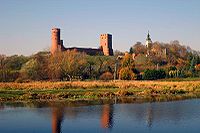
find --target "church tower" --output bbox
[145,31,152,49]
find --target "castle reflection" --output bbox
[50,104,114,133]
[52,107,64,133]
[1,100,200,132]
[49,101,186,132]
[11,99,191,132]
[101,104,114,129]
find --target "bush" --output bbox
[119,67,136,80]
[0,69,19,82]
[143,69,166,80]
[99,72,113,80]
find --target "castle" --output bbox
[50,28,113,56]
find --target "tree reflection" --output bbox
[52,107,64,133]
[100,104,114,129]
[146,103,153,128]
[0,105,4,110]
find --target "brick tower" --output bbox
[51,28,61,54]
[100,34,113,56]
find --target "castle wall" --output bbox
[50,28,113,56]
[64,47,103,55]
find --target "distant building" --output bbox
[145,31,167,57]
[50,28,113,56]
[146,31,153,56]
[145,31,153,49]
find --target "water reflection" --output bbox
[101,104,114,129]
[1,100,200,133]
[146,103,153,128]
[52,107,64,133]
[0,105,4,110]
[50,104,114,133]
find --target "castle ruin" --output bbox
[51,28,113,56]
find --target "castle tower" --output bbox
[100,34,113,56]
[51,28,61,55]
[145,31,152,49]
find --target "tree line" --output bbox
[1,40,200,82]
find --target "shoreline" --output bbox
[1,97,200,108]
[1,80,200,103]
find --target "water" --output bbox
[1,99,200,133]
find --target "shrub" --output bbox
[143,69,166,80]
[119,67,136,80]
[0,69,19,82]
[99,72,113,80]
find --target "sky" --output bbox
[0,0,200,56]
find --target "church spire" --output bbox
[146,30,151,41]
[145,31,152,49]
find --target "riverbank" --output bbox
[1,80,200,102]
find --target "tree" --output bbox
[119,67,136,80]
[0,55,6,70]
[48,50,87,81]
[48,52,63,80]
[189,57,196,76]
[132,42,146,54]
[168,70,180,78]
[84,55,115,79]
[5,55,28,70]
[129,47,134,54]
[19,53,48,81]
[20,59,39,80]
[114,50,124,56]
[118,53,137,80]
[0,55,21,82]
[121,53,135,69]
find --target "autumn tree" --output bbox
[131,42,146,54]
[48,50,87,81]
[119,53,137,80]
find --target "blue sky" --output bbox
[0,0,200,55]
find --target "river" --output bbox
[0,99,200,133]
